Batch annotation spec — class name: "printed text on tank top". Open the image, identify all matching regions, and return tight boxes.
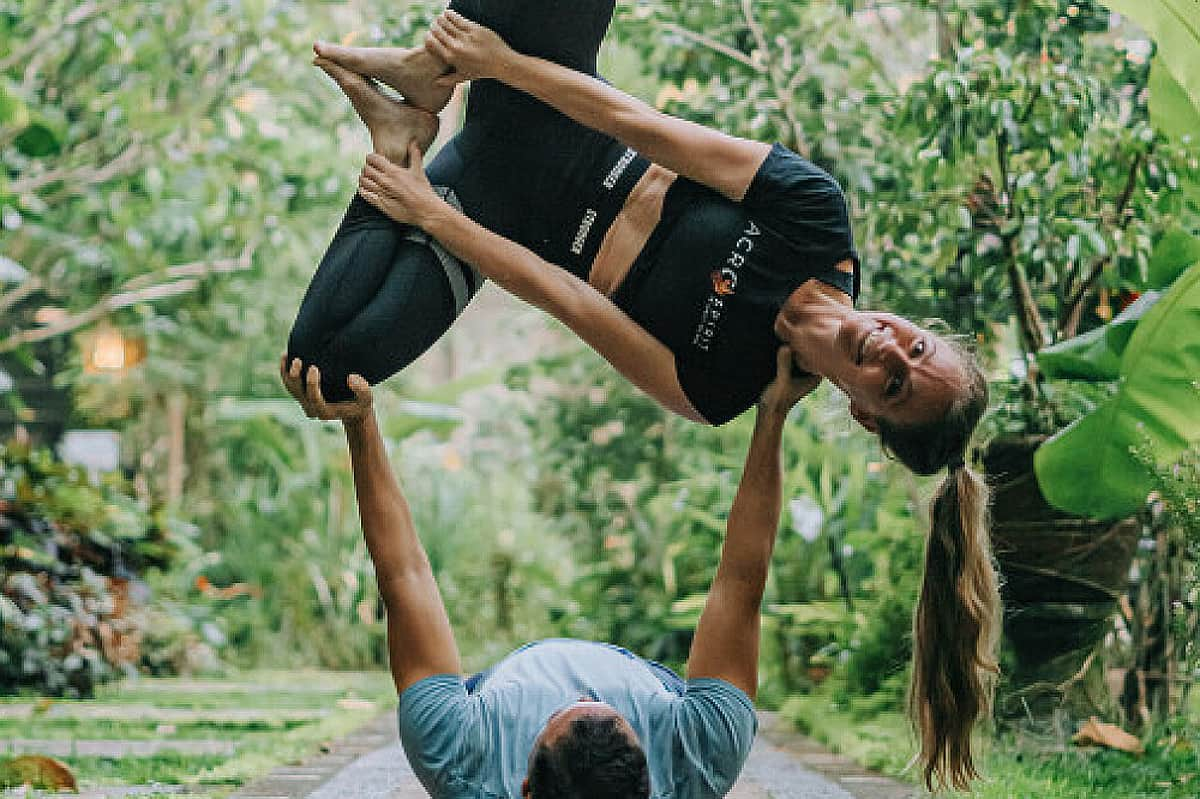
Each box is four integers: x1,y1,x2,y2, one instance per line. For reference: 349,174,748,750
692,219,762,352
570,146,644,258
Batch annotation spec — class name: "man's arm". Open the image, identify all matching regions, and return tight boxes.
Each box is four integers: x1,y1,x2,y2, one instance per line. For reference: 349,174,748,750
425,11,771,202
685,349,819,698
281,358,461,693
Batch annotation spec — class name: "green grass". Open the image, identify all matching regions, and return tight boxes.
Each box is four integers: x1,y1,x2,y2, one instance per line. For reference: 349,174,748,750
55,752,230,785
0,717,314,740
1,670,396,793
783,690,1200,798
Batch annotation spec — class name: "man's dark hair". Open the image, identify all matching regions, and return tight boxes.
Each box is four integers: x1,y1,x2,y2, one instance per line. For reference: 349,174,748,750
527,714,650,798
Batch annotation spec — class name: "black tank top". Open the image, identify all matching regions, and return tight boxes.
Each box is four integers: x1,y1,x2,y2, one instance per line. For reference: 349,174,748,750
614,144,860,425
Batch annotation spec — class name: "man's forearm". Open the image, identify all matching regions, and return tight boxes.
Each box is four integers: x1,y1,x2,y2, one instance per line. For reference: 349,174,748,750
343,413,428,580
684,405,786,695
718,407,786,589
343,412,463,688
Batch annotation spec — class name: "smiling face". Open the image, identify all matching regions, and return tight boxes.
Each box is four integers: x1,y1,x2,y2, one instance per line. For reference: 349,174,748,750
820,312,968,432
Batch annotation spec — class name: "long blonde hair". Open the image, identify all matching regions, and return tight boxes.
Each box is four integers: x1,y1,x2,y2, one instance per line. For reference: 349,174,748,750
877,352,1001,791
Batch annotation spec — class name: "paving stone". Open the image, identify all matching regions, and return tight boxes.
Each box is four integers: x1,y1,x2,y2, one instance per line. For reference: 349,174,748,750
2,739,235,757
738,739,856,799
755,712,919,799
229,714,399,799
120,680,353,695
307,743,418,799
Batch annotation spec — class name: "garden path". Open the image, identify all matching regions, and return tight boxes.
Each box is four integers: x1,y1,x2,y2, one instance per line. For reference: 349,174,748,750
231,712,918,799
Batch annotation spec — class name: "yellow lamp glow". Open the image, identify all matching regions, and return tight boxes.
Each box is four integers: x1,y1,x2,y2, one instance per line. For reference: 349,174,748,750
84,326,144,374
91,329,127,370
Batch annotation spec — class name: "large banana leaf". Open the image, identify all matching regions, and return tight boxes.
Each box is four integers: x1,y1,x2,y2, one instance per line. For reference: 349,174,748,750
1148,57,1200,140
1038,230,1199,380
1037,291,1160,381
1035,263,1200,518
1103,1,1200,134
1148,228,1200,288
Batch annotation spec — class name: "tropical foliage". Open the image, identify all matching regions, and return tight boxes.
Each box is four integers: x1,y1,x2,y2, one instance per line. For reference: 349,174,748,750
0,443,179,695
2,6,1199,789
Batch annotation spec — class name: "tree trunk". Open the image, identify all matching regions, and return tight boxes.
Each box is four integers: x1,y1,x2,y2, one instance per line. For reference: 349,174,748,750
982,435,1140,732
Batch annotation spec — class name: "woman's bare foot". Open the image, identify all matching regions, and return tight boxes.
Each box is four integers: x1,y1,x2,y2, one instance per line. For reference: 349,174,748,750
314,57,439,164
314,41,453,113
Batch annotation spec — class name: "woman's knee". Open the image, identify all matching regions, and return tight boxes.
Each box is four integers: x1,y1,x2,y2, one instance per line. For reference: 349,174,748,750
287,241,465,402
284,326,353,402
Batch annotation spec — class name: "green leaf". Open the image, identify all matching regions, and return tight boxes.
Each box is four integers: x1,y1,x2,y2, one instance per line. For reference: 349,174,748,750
0,83,28,128
1035,262,1200,518
382,401,464,441
1148,57,1200,140
1148,227,1200,287
1103,1,1200,132
1037,291,1161,381
14,121,62,157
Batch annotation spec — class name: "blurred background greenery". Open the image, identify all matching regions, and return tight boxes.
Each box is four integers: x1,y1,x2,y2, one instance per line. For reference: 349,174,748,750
2,0,1199,792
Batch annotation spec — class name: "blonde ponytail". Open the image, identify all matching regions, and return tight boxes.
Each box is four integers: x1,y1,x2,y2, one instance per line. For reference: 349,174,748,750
908,464,1001,790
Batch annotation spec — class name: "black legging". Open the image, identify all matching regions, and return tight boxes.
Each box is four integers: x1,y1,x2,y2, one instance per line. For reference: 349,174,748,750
287,0,648,401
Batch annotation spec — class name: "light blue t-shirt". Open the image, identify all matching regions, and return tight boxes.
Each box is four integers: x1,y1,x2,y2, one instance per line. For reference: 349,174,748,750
398,639,756,799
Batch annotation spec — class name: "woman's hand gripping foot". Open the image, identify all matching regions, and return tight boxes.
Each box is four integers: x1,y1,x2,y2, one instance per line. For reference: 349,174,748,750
357,145,445,228
313,56,438,166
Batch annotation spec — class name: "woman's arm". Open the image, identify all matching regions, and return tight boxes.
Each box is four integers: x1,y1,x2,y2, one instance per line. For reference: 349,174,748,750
426,10,771,202
359,149,708,424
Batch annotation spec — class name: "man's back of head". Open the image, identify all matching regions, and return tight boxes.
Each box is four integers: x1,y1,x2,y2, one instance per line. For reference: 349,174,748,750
525,713,651,799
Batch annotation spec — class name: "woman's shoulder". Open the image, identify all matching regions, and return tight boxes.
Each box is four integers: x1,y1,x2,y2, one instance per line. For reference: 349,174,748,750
748,142,847,203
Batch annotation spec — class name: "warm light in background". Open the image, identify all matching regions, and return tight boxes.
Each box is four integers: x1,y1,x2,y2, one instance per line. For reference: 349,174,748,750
83,326,146,374
92,329,126,370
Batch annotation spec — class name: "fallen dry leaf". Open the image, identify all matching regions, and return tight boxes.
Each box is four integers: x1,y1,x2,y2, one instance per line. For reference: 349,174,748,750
0,755,79,790
1072,717,1145,754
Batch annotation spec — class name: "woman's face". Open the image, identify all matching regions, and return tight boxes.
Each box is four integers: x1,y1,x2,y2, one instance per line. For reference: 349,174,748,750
819,312,967,433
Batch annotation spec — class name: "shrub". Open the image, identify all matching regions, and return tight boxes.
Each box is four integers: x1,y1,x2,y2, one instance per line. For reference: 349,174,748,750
0,443,178,695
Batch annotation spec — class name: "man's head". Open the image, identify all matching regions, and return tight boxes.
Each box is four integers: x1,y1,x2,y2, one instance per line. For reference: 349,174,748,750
521,698,650,799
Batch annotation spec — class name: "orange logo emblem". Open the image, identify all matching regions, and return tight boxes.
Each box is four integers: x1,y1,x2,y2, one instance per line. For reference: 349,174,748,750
711,269,737,296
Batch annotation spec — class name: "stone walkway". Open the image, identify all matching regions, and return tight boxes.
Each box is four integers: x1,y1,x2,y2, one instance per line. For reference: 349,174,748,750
231,713,919,799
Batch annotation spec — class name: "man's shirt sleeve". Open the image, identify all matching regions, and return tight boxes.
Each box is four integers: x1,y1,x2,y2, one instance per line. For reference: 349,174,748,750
673,678,758,797
398,674,474,796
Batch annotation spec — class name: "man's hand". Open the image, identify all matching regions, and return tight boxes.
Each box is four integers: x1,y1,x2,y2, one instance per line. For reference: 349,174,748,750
758,346,821,418
357,148,445,228
280,355,374,425
427,10,515,87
